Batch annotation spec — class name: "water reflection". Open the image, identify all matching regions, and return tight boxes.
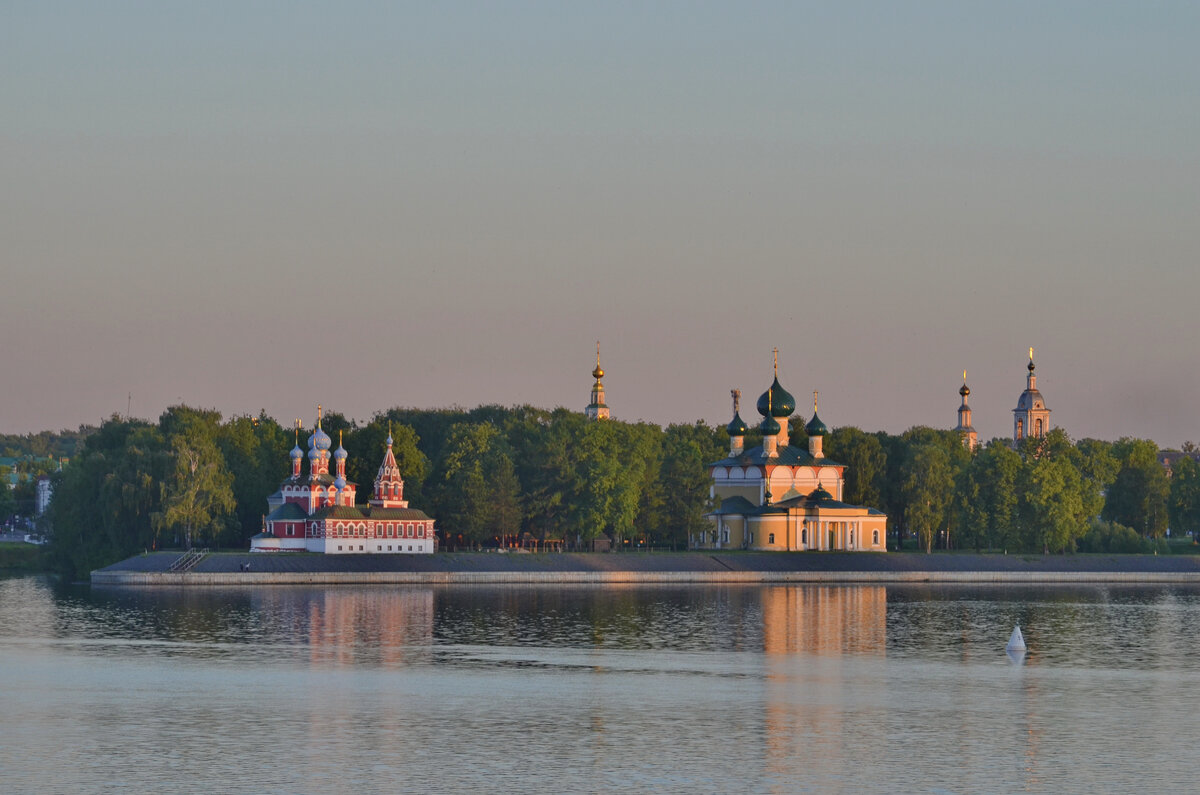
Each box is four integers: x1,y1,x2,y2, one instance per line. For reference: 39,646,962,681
6,577,1200,793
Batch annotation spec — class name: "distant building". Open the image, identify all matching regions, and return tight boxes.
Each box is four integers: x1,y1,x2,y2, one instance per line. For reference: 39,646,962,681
1158,450,1200,476
954,372,978,451
251,409,435,554
585,342,610,420
700,352,887,552
35,476,53,515
1014,349,1051,443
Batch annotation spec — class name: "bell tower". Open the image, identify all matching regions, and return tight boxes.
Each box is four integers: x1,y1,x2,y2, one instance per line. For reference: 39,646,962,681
1013,348,1051,442
955,371,978,451
585,342,610,420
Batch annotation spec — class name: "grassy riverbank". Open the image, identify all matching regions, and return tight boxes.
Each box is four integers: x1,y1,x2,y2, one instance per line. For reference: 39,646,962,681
0,542,47,573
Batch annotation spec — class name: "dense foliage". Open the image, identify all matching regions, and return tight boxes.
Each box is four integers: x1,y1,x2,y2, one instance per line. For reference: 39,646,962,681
37,402,1200,578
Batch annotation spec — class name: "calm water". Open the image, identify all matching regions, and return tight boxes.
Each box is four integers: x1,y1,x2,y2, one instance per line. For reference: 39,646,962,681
3,577,1200,793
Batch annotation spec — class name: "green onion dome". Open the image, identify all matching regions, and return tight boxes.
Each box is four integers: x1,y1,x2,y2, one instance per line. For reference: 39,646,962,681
805,412,828,437
756,377,796,418
810,484,833,502
760,414,781,436
727,412,749,437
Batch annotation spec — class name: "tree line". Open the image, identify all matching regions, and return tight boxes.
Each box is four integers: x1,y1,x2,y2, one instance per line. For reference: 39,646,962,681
39,403,1200,578
45,405,723,578
826,426,1200,554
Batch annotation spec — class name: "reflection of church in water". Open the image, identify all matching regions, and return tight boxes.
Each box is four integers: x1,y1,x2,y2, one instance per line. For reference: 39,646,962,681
760,586,889,782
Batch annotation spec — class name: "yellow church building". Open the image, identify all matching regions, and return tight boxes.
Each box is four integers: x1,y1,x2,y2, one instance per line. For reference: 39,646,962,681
698,355,887,552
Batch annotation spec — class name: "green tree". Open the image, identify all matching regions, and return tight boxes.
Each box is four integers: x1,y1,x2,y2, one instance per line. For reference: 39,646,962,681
658,422,723,550
826,426,885,507
1023,454,1089,553
47,417,169,579
217,412,291,543
1169,455,1200,538
1104,438,1169,537
902,444,954,553
1076,438,1119,522
0,477,15,522
430,422,521,546
156,431,235,549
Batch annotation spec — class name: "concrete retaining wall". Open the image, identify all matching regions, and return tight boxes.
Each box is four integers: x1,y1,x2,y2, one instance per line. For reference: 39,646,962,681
89,570,1200,586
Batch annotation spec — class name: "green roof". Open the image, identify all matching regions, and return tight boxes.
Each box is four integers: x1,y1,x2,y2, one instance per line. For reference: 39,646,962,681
266,502,308,521
312,505,433,522
709,444,843,469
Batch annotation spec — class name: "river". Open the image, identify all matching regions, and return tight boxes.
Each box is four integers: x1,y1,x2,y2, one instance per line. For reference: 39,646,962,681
2,576,1199,793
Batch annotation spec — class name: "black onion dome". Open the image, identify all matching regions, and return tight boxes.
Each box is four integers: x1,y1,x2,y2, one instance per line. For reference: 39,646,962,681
805,412,828,437
727,411,749,436
756,377,796,418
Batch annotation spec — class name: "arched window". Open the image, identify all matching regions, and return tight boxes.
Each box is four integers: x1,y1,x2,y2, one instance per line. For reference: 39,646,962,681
1016,419,1024,439
1035,419,1043,436
801,528,807,545
768,533,775,544
873,530,879,545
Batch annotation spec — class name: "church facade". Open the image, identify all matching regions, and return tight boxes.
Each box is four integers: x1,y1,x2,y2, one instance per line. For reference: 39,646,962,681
698,357,887,552
251,410,435,554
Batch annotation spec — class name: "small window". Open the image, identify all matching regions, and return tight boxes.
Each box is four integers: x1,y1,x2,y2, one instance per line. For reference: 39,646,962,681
408,545,412,551
388,545,392,551
873,530,879,545
377,545,382,551
801,529,807,545
338,545,343,551
768,533,775,544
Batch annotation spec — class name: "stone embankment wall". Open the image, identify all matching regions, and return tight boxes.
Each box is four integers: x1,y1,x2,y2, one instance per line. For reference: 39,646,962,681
91,570,1200,586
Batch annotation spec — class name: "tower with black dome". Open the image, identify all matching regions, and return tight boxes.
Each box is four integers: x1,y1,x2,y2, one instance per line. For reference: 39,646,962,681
955,372,978,451
702,350,887,553
1013,348,1050,443
585,342,610,421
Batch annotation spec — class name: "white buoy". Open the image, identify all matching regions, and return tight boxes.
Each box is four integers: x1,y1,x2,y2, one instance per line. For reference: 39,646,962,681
1006,625,1026,652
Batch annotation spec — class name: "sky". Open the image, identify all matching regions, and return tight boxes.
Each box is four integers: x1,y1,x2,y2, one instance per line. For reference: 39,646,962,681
3,2,1199,446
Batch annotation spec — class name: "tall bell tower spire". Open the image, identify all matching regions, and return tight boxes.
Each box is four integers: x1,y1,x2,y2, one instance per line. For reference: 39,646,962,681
585,341,610,420
955,370,978,451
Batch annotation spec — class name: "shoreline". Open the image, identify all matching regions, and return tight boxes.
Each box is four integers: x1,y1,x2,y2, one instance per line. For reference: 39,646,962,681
91,550,1200,586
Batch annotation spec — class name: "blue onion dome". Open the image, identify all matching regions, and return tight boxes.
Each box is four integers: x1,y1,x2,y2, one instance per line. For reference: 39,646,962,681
386,432,394,447
805,412,828,437
727,411,748,437
334,444,347,461
756,377,795,418
334,475,347,491
311,427,332,451
290,443,303,460
810,484,833,502
308,446,321,462
760,414,781,436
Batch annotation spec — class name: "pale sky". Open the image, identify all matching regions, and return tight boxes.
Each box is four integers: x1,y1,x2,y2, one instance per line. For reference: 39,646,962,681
3,2,1199,446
